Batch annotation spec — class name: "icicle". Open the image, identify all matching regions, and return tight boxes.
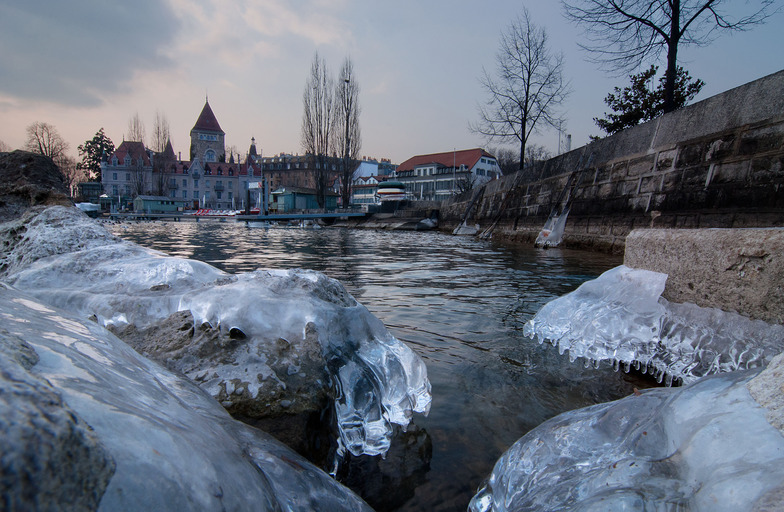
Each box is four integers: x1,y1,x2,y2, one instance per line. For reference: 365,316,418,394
623,361,631,373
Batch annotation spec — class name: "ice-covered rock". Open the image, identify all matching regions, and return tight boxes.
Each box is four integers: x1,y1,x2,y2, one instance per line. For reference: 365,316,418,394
0,283,372,511
523,265,784,385
470,355,784,512
0,206,431,458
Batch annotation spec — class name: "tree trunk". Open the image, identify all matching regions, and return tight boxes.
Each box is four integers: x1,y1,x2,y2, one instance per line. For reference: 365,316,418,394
663,0,680,113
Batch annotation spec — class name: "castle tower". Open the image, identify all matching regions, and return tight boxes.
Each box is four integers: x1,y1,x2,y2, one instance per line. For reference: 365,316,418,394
189,99,225,163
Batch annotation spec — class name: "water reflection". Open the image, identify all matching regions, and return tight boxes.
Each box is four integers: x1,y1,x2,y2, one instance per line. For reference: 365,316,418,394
110,221,645,512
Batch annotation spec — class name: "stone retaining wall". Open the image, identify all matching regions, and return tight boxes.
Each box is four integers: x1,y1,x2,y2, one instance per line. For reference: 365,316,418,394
624,228,784,324
441,70,784,253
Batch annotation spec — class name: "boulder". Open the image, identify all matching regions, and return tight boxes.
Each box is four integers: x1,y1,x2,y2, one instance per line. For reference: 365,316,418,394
0,283,372,511
1,206,431,459
0,150,72,222
1,328,115,511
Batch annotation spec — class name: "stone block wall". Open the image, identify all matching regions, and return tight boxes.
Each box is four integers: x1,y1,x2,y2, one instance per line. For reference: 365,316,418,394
441,70,784,253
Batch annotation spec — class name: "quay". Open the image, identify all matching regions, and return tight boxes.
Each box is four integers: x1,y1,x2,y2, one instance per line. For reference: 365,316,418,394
108,211,368,223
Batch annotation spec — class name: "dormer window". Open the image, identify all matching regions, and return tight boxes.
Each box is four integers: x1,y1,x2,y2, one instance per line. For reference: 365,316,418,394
124,155,131,166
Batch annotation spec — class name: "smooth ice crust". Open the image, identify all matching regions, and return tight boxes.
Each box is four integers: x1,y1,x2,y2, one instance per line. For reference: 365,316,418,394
3,207,431,457
523,265,784,385
469,368,784,512
0,283,372,511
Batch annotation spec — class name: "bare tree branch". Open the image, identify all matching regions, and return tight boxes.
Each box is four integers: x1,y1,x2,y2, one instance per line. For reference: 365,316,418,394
563,0,778,111
301,52,335,209
333,57,362,209
471,8,569,171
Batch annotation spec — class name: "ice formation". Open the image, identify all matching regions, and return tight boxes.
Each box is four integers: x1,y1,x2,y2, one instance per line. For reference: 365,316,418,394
523,265,784,385
470,361,784,512
0,283,373,511
534,207,569,248
2,207,431,458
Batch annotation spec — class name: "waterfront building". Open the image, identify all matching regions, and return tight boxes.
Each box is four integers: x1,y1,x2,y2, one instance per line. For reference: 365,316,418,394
270,186,338,212
100,99,398,212
395,148,502,201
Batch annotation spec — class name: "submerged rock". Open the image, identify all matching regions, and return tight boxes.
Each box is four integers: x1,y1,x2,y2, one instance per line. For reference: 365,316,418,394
0,282,372,511
470,354,784,512
0,206,431,459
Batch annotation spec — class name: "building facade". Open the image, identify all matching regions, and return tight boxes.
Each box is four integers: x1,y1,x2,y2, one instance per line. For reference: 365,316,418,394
394,148,502,201
101,100,399,211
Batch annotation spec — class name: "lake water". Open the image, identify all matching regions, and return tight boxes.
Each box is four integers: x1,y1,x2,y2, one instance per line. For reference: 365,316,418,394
109,220,651,512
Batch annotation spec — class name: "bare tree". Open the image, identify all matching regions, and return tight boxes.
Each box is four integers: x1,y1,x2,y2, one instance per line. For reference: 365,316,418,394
490,146,521,175
24,121,70,161
301,52,335,209
59,155,88,197
525,144,553,167
151,110,170,153
126,112,146,144
333,57,362,209
0,139,11,152
562,0,777,112
472,8,569,172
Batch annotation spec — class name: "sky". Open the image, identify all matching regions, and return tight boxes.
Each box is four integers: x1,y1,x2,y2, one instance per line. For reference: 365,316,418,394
1,0,782,165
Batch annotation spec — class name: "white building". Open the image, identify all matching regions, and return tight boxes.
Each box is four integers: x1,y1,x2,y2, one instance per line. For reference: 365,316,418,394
394,148,502,201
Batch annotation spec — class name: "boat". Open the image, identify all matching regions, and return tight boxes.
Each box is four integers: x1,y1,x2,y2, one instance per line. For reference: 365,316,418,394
376,181,409,202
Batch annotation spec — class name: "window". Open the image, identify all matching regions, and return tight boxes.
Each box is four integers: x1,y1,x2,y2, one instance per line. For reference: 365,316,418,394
194,191,199,199
182,179,187,188
205,179,210,187
228,192,233,200
126,173,130,181
113,173,118,180
205,191,210,200
182,190,187,199
193,179,199,188
216,191,222,199
112,185,118,195
228,181,233,189
124,185,131,195
170,190,176,198
205,149,216,162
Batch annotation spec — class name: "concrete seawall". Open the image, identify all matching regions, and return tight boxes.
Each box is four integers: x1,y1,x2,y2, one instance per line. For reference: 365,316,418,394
624,227,784,324
441,69,784,253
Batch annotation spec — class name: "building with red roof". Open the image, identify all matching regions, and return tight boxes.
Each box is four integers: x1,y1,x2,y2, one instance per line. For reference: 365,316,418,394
395,148,502,200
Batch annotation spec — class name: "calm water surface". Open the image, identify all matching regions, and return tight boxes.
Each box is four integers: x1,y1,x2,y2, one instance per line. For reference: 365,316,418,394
110,220,646,512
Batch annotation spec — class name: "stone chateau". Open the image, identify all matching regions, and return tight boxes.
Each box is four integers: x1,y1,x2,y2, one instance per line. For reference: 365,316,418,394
101,100,344,211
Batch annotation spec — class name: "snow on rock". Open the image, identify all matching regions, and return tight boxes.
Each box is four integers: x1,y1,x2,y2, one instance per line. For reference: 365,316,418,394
523,265,784,385
469,357,784,512
0,206,431,458
0,283,372,511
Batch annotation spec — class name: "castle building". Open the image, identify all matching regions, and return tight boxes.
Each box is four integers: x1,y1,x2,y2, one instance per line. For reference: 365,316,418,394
189,99,226,163
101,99,380,211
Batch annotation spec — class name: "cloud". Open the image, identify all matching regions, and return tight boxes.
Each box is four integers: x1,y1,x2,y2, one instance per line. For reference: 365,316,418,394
0,0,179,107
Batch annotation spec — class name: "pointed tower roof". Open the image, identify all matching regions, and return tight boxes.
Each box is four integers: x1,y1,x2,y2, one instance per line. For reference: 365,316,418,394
161,139,176,161
191,100,224,134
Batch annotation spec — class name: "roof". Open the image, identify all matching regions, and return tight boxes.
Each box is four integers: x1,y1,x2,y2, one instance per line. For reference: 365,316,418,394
191,100,225,134
109,141,151,166
396,148,494,173
159,139,176,161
